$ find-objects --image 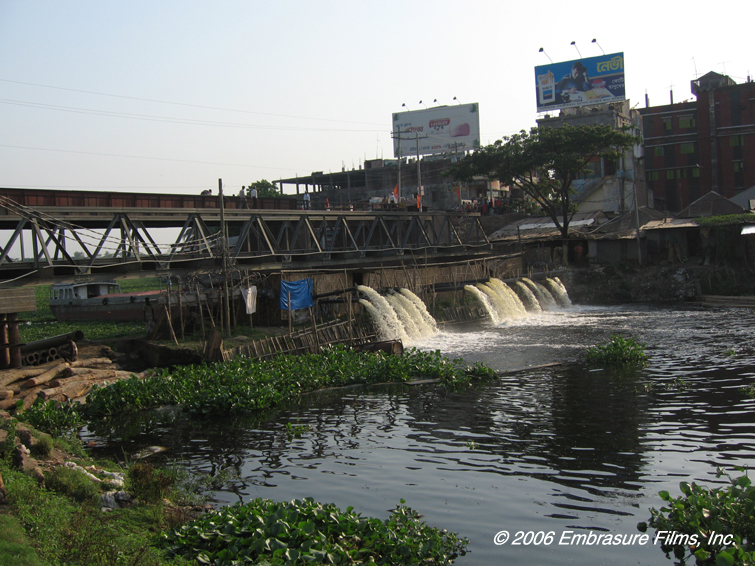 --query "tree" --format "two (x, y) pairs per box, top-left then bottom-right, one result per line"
(247, 179), (282, 198)
(447, 124), (638, 242)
